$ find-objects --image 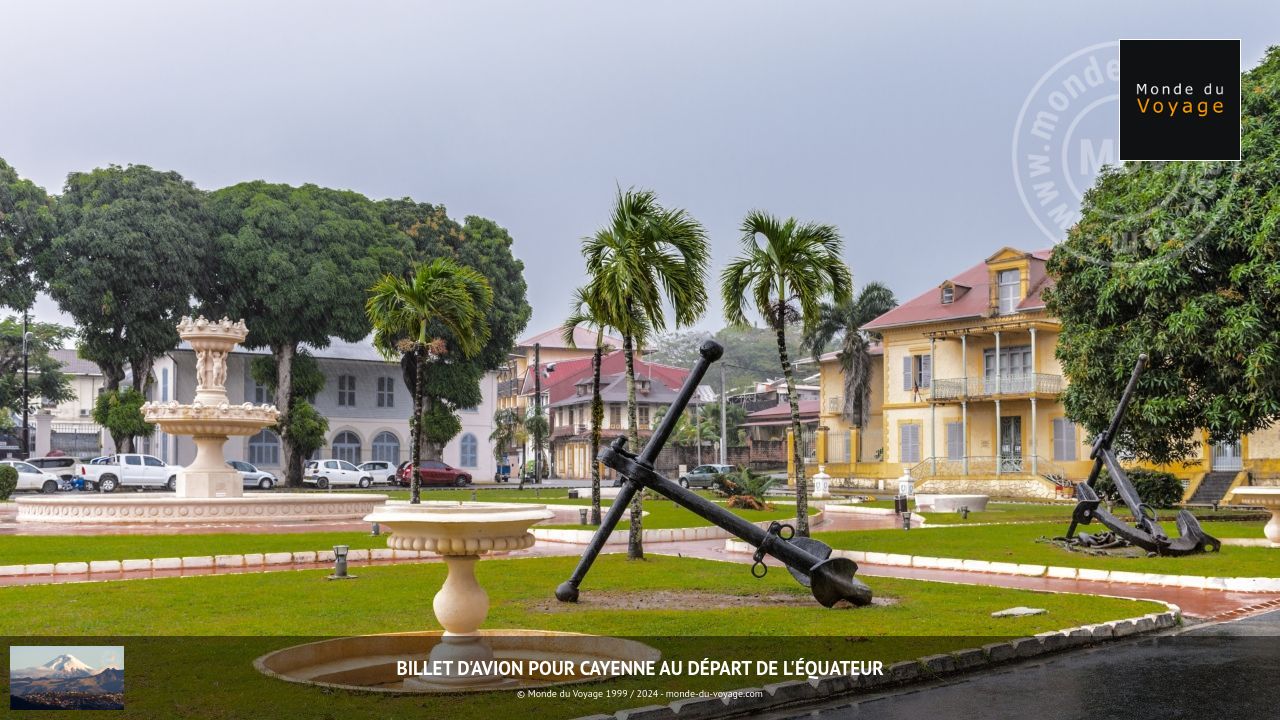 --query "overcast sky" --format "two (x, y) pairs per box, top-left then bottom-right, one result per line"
(4, 1), (1276, 337)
